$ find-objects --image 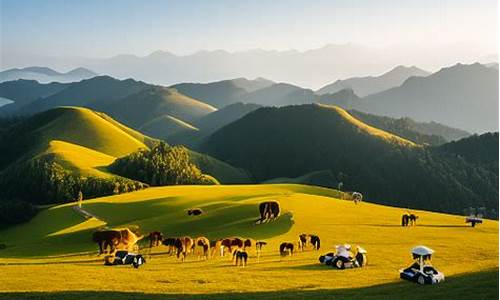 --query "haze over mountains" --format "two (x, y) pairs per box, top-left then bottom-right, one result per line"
(317, 65), (430, 97)
(356, 63), (499, 133)
(0, 67), (97, 83)
(7, 44), (494, 89)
